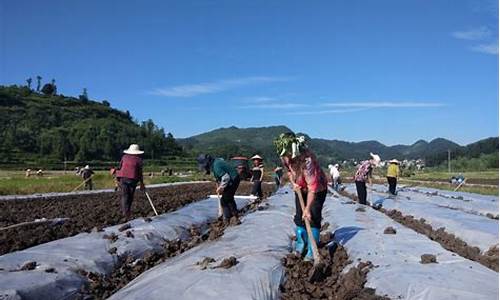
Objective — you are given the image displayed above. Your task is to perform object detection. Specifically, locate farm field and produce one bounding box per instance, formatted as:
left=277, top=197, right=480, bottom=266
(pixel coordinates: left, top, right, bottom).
left=0, top=183, right=497, bottom=299
left=0, top=170, right=211, bottom=196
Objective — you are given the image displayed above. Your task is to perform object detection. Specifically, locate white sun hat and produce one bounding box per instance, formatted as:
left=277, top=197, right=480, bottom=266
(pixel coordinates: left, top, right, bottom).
left=250, top=155, right=263, bottom=160
left=84, top=165, right=90, bottom=169
left=370, top=152, right=381, bottom=166
left=389, top=159, right=400, bottom=164
left=124, top=144, right=144, bottom=155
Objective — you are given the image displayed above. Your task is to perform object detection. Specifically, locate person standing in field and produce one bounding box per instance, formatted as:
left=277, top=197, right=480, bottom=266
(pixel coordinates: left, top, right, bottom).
left=328, top=163, right=341, bottom=191
left=81, top=165, right=94, bottom=190
left=250, top=155, right=264, bottom=199
left=116, top=144, right=145, bottom=219
left=197, top=154, right=240, bottom=222
left=386, top=159, right=400, bottom=195
left=274, top=132, right=328, bottom=261
left=354, top=153, right=381, bottom=205
left=274, top=166, right=283, bottom=190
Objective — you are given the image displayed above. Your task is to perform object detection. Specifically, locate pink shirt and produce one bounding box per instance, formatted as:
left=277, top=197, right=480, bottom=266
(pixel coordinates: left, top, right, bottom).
left=284, top=152, right=327, bottom=193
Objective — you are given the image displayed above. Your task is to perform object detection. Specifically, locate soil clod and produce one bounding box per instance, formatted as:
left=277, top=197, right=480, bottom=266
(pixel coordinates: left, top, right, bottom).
left=383, top=227, right=397, bottom=234
left=214, top=256, right=238, bottom=269
left=20, top=261, right=36, bottom=271
left=420, top=254, right=437, bottom=264
left=356, top=207, right=366, bottom=212
left=118, top=224, right=131, bottom=232
left=196, top=257, right=216, bottom=270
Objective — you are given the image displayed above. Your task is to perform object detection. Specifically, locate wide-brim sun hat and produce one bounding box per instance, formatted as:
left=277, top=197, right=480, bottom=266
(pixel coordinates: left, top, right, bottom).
left=84, top=165, right=90, bottom=169
left=370, top=152, right=381, bottom=166
left=251, top=155, right=263, bottom=160
left=124, top=144, right=144, bottom=155
left=389, top=159, right=400, bottom=164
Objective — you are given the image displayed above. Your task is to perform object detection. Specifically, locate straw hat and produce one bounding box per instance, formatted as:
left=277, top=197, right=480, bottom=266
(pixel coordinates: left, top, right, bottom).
left=84, top=165, right=90, bottom=169
left=389, top=159, right=400, bottom=164
left=251, top=155, right=263, bottom=161
left=124, top=144, right=144, bottom=155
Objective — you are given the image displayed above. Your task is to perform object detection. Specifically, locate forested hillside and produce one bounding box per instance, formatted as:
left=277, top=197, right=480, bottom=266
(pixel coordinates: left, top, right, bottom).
left=0, top=85, right=183, bottom=166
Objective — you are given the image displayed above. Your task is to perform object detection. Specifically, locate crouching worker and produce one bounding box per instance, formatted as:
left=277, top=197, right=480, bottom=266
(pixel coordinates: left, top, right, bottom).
left=116, top=144, right=145, bottom=219
left=197, top=154, right=240, bottom=222
left=354, top=152, right=381, bottom=205
left=274, top=133, right=328, bottom=261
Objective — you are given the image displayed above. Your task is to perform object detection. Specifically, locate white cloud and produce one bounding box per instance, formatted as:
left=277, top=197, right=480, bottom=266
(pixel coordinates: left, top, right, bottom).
left=470, top=42, right=499, bottom=54
left=284, top=108, right=367, bottom=115
left=321, top=102, right=445, bottom=108
left=452, top=26, right=491, bottom=40
left=239, top=103, right=309, bottom=109
left=149, top=76, right=290, bottom=97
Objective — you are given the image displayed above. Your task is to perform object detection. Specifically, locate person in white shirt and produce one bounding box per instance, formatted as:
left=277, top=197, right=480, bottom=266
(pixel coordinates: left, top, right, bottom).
left=328, top=164, right=341, bottom=191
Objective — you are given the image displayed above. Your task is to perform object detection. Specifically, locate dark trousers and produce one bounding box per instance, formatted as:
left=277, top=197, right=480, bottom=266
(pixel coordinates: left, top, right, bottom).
left=221, top=176, right=240, bottom=220
left=294, top=189, right=327, bottom=229
left=355, top=181, right=367, bottom=205
left=274, top=177, right=281, bottom=190
left=387, top=177, right=397, bottom=195
left=84, top=179, right=93, bottom=190
left=251, top=180, right=263, bottom=198
left=120, top=178, right=138, bottom=216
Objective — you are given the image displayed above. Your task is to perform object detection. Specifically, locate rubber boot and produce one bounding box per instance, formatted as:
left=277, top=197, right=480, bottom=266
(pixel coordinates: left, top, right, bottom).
left=295, top=226, right=307, bottom=255
left=304, top=227, right=320, bottom=261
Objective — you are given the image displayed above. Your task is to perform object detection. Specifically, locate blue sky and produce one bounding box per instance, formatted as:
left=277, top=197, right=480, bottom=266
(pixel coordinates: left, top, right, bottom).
left=1, top=0, right=498, bottom=145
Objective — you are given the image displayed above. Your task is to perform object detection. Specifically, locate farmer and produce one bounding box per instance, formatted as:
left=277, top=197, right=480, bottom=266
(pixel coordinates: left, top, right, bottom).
left=328, top=163, right=341, bottom=191
left=386, top=159, right=400, bottom=195
left=197, top=154, right=240, bottom=221
left=81, top=165, right=94, bottom=190
left=274, top=132, right=328, bottom=261
left=250, top=155, right=264, bottom=199
left=274, top=166, right=283, bottom=190
left=354, top=153, right=381, bottom=205
left=116, top=144, right=145, bottom=219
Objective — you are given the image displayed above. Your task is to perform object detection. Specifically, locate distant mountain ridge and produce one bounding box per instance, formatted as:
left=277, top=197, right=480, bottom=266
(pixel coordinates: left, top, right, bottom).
left=179, top=125, right=498, bottom=166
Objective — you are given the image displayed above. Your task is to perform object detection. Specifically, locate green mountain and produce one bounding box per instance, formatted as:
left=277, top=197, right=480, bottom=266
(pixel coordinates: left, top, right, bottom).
left=0, top=85, right=183, bottom=167
left=179, top=125, right=498, bottom=166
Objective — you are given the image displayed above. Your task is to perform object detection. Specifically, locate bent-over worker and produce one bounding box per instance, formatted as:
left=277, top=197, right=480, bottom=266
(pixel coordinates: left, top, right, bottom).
left=116, top=144, right=145, bottom=219
left=354, top=153, right=381, bottom=205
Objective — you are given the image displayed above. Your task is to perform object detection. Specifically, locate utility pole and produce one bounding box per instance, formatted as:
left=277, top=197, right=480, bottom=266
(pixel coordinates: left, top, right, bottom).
left=447, top=149, right=451, bottom=173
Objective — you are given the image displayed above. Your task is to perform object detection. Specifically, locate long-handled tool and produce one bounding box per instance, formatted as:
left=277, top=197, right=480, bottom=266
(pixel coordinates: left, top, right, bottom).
left=454, top=178, right=467, bottom=192
left=71, top=175, right=94, bottom=192
left=217, top=193, right=223, bottom=218
left=144, top=190, right=159, bottom=216
left=295, top=189, right=325, bottom=283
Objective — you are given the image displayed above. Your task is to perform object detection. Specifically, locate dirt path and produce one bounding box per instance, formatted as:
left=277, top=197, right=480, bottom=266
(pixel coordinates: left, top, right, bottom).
left=280, top=229, right=389, bottom=299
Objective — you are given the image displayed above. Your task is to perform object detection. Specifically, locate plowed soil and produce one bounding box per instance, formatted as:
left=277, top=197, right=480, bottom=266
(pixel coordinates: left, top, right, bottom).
left=0, top=182, right=272, bottom=255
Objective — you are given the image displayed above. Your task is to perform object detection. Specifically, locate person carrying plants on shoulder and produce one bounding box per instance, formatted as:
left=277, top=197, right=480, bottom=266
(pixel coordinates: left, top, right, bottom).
left=116, top=144, right=145, bottom=219
left=250, top=154, right=264, bottom=199
left=197, top=154, right=240, bottom=222
left=81, top=165, right=94, bottom=190
left=354, top=152, right=381, bottom=205
left=274, top=132, right=328, bottom=261
left=386, top=159, right=400, bottom=195
left=328, top=163, right=341, bottom=191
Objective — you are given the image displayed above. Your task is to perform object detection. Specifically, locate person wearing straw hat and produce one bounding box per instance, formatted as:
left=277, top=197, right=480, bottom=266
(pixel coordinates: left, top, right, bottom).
left=116, top=144, right=145, bottom=219
left=197, top=154, right=240, bottom=222
left=81, top=165, right=94, bottom=190
left=354, top=152, right=381, bottom=205
left=386, top=159, right=400, bottom=195
left=250, top=154, right=264, bottom=199
left=274, top=132, right=328, bottom=261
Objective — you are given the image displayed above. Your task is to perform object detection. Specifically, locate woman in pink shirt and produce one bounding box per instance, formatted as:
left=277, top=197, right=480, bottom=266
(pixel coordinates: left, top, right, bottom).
left=274, top=132, right=328, bottom=261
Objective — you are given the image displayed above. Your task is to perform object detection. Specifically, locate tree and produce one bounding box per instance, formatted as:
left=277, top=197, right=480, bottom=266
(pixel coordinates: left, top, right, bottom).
left=36, top=76, right=42, bottom=92
left=102, top=100, right=110, bottom=107
left=79, top=88, right=88, bottom=102
left=41, top=83, right=56, bottom=96
left=26, top=78, right=32, bottom=89
left=50, top=79, right=57, bottom=95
